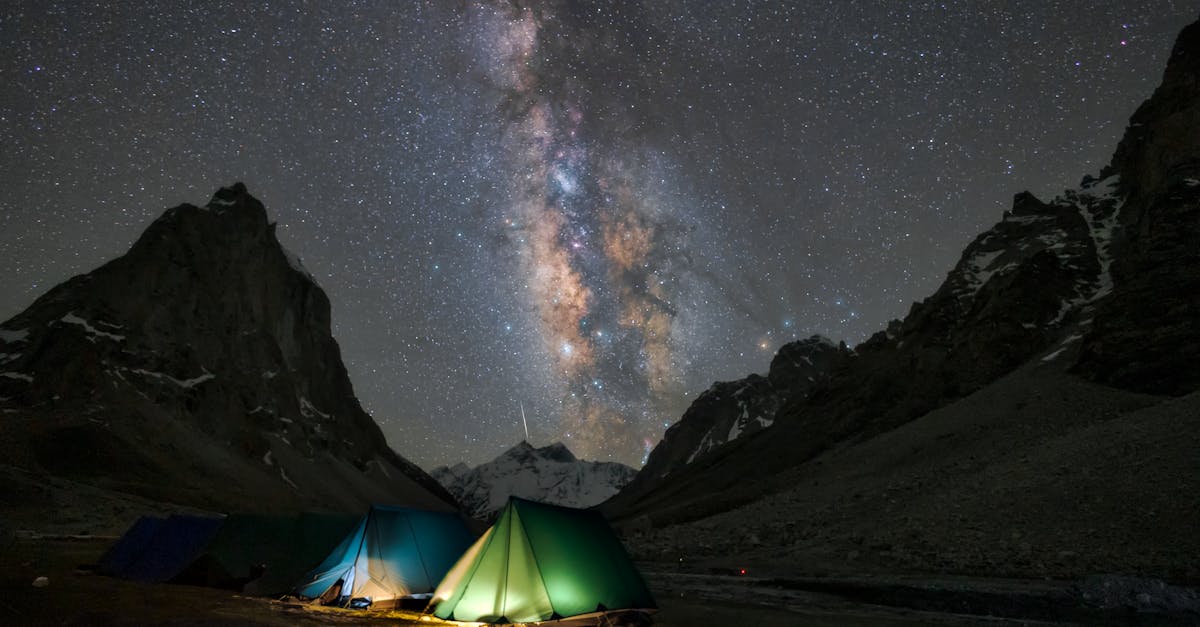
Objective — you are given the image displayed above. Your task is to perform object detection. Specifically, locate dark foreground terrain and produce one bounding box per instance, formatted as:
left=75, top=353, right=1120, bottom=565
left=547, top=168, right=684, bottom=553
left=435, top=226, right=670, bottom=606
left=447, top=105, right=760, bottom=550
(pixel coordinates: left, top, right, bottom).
left=3, top=537, right=1197, bottom=626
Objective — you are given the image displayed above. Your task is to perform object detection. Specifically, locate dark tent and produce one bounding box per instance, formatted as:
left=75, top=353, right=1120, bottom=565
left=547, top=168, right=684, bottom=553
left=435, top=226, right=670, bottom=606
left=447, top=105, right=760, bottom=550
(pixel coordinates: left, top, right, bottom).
left=293, top=506, right=473, bottom=607
left=429, top=497, right=656, bottom=623
left=115, top=514, right=224, bottom=582
left=172, top=513, right=297, bottom=590
left=96, top=516, right=163, bottom=576
left=239, top=512, right=361, bottom=597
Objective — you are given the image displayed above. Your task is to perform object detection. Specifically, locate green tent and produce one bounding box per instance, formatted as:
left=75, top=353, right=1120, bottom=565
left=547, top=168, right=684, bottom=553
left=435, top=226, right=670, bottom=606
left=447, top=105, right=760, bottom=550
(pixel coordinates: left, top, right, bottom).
left=428, top=497, right=656, bottom=623
left=173, top=512, right=360, bottom=596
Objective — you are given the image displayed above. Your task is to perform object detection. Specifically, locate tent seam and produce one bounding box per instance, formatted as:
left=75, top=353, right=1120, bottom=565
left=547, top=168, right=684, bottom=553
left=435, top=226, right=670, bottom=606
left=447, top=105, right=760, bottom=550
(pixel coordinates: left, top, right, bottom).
left=514, top=501, right=557, bottom=619
left=501, top=505, right=512, bottom=620
left=444, top=514, right=502, bottom=619
left=403, top=512, right=434, bottom=592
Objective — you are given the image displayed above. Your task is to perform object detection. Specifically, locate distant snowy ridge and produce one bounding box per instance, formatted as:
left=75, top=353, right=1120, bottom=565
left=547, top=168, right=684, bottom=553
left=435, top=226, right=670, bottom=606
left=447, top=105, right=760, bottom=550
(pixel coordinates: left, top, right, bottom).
left=431, top=441, right=637, bottom=518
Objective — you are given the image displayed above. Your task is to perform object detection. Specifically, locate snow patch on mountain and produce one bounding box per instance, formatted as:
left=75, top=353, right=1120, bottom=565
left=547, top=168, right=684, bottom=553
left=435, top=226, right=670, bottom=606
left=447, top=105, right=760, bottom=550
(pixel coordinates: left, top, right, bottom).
left=431, top=441, right=637, bottom=518
left=1075, top=176, right=1121, bottom=301
left=60, top=312, right=125, bottom=342
left=0, top=328, right=29, bottom=343
left=299, top=397, right=330, bottom=420
left=127, top=367, right=215, bottom=388
left=1049, top=175, right=1124, bottom=324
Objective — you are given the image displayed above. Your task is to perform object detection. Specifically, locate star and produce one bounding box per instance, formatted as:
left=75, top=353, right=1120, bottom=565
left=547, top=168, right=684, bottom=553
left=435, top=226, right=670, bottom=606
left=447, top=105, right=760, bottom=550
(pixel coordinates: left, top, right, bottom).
left=0, top=1, right=1193, bottom=467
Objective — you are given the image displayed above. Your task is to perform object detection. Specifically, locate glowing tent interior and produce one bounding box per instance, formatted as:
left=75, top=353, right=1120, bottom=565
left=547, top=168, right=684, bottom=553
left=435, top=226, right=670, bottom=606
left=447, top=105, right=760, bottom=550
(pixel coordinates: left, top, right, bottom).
left=428, top=497, right=656, bottom=623
left=292, top=505, right=473, bottom=608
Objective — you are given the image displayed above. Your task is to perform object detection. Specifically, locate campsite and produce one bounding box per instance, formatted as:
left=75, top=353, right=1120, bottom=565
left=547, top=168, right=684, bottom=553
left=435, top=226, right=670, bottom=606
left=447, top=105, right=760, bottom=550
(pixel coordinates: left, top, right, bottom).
left=0, top=498, right=669, bottom=626
left=5, top=494, right=1183, bottom=626
left=3, top=531, right=1090, bottom=626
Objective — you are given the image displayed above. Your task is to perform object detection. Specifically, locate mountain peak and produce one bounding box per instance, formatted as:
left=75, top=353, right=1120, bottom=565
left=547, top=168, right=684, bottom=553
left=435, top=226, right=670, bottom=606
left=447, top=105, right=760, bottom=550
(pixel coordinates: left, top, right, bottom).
left=1103, top=17, right=1200, bottom=195
left=768, top=334, right=849, bottom=386
left=503, top=440, right=535, bottom=455
left=499, top=440, right=578, bottom=463
left=0, top=184, right=456, bottom=513
left=207, top=181, right=253, bottom=208
left=539, top=441, right=577, bottom=462
left=434, top=440, right=634, bottom=518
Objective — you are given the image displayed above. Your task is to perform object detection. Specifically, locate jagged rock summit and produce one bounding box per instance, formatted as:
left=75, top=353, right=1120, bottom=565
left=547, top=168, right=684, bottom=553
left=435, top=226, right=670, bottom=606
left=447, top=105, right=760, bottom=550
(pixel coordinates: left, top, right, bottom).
left=626, top=335, right=848, bottom=490
left=431, top=440, right=636, bottom=519
left=0, top=183, right=456, bottom=516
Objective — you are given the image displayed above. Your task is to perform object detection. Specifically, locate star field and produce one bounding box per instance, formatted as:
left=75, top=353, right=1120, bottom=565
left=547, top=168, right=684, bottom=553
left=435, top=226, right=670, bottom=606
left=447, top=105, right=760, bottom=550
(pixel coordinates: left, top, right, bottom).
left=1, top=2, right=1194, bottom=468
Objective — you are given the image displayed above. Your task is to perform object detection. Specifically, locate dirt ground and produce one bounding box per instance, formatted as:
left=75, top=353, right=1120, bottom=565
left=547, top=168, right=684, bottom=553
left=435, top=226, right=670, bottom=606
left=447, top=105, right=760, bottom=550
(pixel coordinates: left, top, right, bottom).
left=7, top=537, right=1186, bottom=627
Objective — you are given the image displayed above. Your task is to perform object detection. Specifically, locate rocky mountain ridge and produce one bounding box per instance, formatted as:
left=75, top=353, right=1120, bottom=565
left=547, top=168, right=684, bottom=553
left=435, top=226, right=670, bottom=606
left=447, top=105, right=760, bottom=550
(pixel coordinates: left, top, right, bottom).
left=0, top=183, right=456, bottom=515
left=604, top=18, right=1200, bottom=530
left=431, top=441, right=636, bottom=518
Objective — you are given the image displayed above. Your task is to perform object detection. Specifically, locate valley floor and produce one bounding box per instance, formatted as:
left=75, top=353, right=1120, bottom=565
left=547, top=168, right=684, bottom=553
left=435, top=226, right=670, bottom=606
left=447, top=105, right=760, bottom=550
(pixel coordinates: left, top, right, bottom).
left=3, top=538, right=1195, bottom=626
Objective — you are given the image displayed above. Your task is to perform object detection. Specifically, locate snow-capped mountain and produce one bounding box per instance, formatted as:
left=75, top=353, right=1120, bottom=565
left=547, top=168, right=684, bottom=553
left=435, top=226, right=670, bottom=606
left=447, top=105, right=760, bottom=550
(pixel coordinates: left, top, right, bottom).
left=0, top=183, right=456, bottom=514
left=431, top=441, right=636, bottom=518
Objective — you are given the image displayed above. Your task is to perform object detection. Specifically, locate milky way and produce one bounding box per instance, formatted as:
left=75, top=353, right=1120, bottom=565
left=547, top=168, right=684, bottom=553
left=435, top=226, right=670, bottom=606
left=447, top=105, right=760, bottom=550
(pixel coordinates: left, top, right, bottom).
left=470, top=2, right=700, bottom=461
left=1, top=2, right=1195, bottom=467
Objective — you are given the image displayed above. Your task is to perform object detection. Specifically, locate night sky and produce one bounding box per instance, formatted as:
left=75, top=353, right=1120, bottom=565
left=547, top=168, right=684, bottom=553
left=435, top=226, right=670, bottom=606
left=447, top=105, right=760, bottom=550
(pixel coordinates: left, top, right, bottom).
left=1, top=2, right=1195, bottom=469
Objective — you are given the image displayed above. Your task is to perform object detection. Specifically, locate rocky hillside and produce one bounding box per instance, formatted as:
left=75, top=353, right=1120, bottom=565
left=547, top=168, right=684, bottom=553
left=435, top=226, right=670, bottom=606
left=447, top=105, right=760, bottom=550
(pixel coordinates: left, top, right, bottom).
left=604, top=16, right=1200, bottom=543
left=0, top=183, right=457, bottom=516
left=431, top=441, right=635, bottom=518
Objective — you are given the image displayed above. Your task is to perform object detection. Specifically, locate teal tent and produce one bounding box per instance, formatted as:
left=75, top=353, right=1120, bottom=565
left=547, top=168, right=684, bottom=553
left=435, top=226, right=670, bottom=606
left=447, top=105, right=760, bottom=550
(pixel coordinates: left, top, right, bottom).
left=293, top=506, right=473, bottom=607
left=429, top=497, right=656, bottom=623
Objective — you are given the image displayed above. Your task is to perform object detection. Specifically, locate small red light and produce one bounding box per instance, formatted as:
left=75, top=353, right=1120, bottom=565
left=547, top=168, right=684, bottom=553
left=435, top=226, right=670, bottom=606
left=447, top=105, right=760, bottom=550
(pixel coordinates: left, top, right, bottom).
left=739, top=568, right=746, bottom=575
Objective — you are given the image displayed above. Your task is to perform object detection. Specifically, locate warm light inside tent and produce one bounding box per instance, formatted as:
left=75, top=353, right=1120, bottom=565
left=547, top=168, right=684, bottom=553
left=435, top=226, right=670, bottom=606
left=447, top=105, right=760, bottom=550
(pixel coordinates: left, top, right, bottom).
left=295, top=507, right=472, bottom=606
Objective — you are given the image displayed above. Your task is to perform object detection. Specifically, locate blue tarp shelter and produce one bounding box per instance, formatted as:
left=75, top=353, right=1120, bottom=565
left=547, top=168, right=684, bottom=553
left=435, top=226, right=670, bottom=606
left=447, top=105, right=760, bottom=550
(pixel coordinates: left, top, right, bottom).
left=96, top=516, right=163, bottom=576
left=113, top=514, right=224, bottom=582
